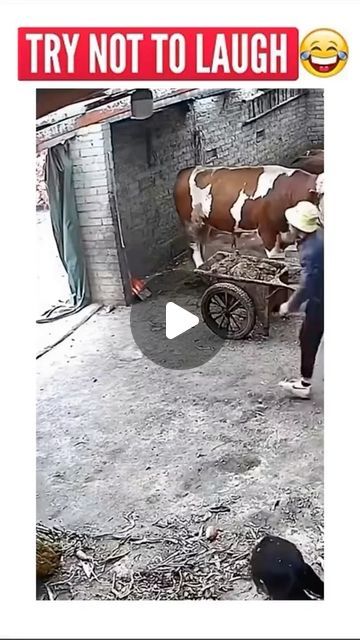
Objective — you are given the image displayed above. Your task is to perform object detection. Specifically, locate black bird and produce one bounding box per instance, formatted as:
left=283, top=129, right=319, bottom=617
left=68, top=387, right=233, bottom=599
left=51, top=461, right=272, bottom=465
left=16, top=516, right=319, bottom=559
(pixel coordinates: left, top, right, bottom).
left=250, top=535, right=324, bottom=600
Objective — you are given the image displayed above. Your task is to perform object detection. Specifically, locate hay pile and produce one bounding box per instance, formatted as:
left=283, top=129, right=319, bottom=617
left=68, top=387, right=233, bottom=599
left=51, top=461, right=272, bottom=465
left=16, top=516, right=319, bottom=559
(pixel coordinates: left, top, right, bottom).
left=36, top=523, right=62, bottom=580
left=206, top=254, right=284, bottom=283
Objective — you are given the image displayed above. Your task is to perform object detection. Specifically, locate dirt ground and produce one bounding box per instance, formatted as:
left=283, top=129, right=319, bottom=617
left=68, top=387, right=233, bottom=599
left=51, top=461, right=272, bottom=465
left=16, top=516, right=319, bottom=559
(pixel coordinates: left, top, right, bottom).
left=36, top=244, right=324, bottom=600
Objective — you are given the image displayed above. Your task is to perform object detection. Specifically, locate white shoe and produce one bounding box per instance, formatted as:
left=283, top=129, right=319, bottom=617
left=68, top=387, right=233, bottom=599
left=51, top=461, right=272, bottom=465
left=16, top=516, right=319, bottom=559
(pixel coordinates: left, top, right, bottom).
left=279, top=378, right=311, bottom=399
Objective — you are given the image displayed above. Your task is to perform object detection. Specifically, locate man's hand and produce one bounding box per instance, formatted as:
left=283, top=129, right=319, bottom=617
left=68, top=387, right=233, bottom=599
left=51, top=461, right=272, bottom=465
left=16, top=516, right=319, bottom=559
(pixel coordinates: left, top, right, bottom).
left=279, top=302, right=290, bottom=317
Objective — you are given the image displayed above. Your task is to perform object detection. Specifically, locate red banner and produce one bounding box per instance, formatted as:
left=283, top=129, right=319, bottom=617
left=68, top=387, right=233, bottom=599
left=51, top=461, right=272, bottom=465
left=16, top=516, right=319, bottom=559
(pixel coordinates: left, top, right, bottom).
left=18, top=27, right=299, bottom=80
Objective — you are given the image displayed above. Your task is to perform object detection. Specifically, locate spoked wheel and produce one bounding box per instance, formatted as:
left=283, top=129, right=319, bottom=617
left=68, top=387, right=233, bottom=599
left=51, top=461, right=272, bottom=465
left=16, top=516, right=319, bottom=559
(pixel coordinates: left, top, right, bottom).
left=201, top=282, right=256, bottom=340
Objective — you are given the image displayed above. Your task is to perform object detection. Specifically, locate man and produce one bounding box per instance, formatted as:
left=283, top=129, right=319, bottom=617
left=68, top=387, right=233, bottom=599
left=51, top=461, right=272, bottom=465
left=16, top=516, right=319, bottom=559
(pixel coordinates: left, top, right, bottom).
left=279, top=201, right=324, bottom=399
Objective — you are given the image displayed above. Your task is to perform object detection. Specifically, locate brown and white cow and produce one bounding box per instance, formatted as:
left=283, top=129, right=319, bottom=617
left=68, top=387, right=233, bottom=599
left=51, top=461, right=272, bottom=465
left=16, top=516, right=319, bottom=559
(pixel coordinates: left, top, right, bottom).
left=174, top=165, right=324, bottom=267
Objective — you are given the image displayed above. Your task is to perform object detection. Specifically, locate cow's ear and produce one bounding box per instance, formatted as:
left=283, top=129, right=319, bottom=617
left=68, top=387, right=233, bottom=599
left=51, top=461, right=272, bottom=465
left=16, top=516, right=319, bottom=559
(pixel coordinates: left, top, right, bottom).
left=308, top=188, right=316, bottom=194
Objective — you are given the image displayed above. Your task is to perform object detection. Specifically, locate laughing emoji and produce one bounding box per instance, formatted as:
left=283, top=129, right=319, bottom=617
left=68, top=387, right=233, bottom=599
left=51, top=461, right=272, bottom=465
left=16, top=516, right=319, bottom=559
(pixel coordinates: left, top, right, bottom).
left=300, top=28, right=348, bottom=77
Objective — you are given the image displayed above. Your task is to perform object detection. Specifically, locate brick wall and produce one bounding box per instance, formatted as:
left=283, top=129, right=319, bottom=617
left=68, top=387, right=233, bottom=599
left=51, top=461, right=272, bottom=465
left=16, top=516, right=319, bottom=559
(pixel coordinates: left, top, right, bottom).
left=111, top=103, right=195, bottom=277
left=305, top=89, right=324, bottom=147
left=110, top=89, right=324, bottom=280
left=65, top=88, right=324, bottom=302
left=193, top=89, right=314, bottom=166
left=70, top=123, right=126, bottom=305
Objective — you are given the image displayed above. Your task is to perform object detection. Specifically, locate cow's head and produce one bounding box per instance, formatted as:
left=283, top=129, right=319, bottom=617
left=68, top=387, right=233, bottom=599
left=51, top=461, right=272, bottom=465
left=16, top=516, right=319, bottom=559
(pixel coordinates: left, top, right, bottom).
left=309, top=172, right=324, bottom=224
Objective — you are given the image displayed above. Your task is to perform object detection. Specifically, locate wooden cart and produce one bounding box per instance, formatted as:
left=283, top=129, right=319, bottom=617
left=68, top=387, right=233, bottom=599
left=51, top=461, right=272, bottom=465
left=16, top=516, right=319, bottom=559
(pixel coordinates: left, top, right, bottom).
left=194, top=251, right=297, bottom=340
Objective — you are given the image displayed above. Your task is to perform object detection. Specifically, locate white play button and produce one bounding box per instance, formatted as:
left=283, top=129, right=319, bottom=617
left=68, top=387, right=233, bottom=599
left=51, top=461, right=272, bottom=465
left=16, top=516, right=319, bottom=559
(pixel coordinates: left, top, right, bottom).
left=130, top=268, right=223, bottom=370
left=165, top=302, right=199, bottom=340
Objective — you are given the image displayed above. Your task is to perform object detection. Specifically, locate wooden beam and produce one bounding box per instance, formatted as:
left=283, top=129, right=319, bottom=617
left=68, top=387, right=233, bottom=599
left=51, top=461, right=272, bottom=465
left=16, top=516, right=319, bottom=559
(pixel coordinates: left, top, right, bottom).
left=36, top=89, right=107, bottom=119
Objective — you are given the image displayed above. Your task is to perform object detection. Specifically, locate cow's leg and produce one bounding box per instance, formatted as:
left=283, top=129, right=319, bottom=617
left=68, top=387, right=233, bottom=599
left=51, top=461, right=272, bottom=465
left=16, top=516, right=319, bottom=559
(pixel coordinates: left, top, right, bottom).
left=274, top=233, right=284, bottom=255
left=185, top=218, right=211, bottom=268
left=258, top=225, right=284, bottom=259
left=192, top=228, right=211, bottom=267
left=189, top=242, right=204, bottom=268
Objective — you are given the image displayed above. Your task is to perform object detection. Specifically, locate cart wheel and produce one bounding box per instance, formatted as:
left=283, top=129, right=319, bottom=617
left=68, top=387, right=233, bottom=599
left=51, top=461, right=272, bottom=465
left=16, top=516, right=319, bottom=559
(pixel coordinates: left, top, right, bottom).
left=201, top=282, right=256, bottom=340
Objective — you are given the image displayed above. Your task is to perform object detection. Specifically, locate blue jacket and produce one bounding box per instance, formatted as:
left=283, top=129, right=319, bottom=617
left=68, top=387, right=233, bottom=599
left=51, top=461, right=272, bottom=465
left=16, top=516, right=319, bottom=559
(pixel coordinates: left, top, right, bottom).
left=287, top=228, right=324, bottom=312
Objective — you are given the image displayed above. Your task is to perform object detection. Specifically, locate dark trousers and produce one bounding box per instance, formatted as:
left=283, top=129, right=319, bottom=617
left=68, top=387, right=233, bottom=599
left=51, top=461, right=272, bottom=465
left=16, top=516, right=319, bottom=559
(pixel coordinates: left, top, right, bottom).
left=300, top=300, right=324, bottom=380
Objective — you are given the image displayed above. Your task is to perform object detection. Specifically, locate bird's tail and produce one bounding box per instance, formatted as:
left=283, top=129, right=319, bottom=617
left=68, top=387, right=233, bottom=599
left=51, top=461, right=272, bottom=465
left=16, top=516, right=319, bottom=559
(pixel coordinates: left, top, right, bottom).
left=302, top=563, right=324, bottom=599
